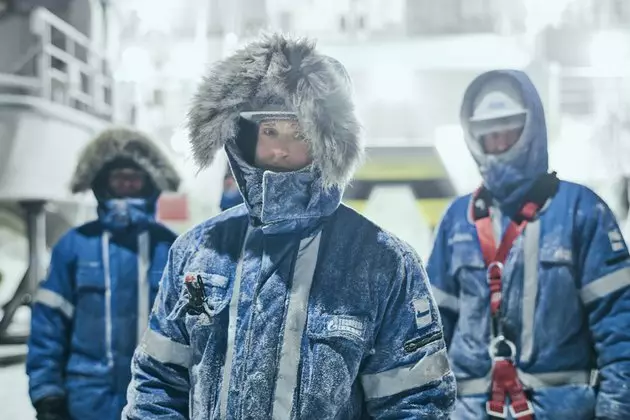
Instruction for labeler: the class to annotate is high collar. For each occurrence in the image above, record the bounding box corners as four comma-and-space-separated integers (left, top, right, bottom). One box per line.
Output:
96, 196, 157, 233
225, 142, 342, 235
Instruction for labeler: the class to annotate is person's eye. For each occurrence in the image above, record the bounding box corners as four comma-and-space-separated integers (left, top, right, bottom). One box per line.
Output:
263, 128, 277, 136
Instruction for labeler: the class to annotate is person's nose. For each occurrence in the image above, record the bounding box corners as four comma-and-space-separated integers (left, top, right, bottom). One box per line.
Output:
271, 144, 289, 160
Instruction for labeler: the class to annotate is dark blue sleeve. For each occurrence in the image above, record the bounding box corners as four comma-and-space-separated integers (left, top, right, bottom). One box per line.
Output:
360, 247, 456, 419
576, 190, 630, 419
426, 210, 459, 348
26, 232, 75, 403
123, 236, 191, 419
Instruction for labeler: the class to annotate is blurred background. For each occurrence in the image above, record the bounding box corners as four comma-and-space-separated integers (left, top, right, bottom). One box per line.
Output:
1, 0, 630, 416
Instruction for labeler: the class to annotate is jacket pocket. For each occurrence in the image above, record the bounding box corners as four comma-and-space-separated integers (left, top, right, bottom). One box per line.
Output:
449, 242, 488, 330
177, 272, 230, 420
76, 260, 106, 292
196, 272, 231, 314
448, 243, 494, 375
170, 273, 232, 361
539, 246, 574, 274
536, 246, 585, 347
449, 242, 486, 289
303, 314, 369, 413
73, 260, 107, 360
539, 245, 579, 304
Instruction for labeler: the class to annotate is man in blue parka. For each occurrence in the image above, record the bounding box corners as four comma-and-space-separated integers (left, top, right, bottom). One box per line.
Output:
427, 70, 630, 419
123, 33, 456, 419
26, 128, 181, 420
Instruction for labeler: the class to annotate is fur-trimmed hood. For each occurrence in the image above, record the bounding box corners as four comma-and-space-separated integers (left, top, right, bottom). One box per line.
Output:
71, 127, 181, 194
187, 33, 363, 189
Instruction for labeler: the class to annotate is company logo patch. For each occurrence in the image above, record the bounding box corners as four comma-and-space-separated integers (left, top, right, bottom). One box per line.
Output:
412, 298, 432, 330
448, 232, 474, 245
326, 315, 365, 340
553, 248, 572, 262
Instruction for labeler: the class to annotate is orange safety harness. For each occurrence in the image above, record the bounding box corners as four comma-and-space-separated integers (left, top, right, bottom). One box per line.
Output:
470, 173, 558, 419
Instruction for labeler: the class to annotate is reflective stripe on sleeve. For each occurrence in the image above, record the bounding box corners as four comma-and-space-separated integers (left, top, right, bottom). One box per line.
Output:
34, 288, 74, 318
361, 348, 451, 400
139, 328, 192, 369
581, 266, 630, 305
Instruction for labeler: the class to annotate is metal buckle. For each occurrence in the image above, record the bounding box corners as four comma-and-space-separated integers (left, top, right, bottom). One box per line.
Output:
509, 400, 534, 418
486, 401, 507, 418
487, 261, 504, 282
488, 335, 516, 362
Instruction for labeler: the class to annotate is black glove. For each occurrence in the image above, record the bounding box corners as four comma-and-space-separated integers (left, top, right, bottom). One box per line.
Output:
33, 396, 69, 420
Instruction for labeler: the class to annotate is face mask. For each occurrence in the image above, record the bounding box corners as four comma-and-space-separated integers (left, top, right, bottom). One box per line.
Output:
98, 198, 154, 230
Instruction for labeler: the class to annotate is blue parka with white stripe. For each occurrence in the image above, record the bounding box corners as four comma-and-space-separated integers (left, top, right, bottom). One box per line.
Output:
123, 34, 456, 419
26, 128, 180, 420
427, 70, 630, 419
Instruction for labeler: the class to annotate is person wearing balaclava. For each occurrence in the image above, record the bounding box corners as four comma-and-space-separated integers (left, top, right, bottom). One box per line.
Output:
427, 70, 630, 420
123, 33, 455, 419
26, 128, 181, 420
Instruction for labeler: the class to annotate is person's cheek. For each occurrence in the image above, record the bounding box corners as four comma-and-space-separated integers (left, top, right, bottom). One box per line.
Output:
297, 143, 312, 167
255, 136, 270, 165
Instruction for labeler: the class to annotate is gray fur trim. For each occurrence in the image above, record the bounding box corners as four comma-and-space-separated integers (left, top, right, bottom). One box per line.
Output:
70, 127, 181, 193
187, 32, 363, 189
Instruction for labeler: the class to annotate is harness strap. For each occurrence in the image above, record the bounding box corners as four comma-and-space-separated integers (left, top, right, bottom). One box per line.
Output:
471, 173, 559, 420
487, 360, 534, 419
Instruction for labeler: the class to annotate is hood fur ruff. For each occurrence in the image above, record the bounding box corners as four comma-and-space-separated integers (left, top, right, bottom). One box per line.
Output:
187, 32, 363, 189
70, 127, 181, 194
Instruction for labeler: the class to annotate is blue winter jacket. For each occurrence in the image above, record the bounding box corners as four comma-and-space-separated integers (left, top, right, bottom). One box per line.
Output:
26, 205, 176, 420
123, 148, 456, 419
428, 70, 630, 419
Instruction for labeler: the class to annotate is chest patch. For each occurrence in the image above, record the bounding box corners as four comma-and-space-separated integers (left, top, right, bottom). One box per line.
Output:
448, 232, 474, 245
412, 297, 432, 330
327, 316, 365, 340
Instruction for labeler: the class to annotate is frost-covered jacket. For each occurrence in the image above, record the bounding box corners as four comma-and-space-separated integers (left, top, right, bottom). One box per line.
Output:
27, 128, 180, 420
428, 70, 630, 419
123, 33, 455, 419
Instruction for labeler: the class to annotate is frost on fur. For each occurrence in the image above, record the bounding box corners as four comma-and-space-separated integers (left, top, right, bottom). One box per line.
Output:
187, 33, 363, 189
70, 127, 181, 194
